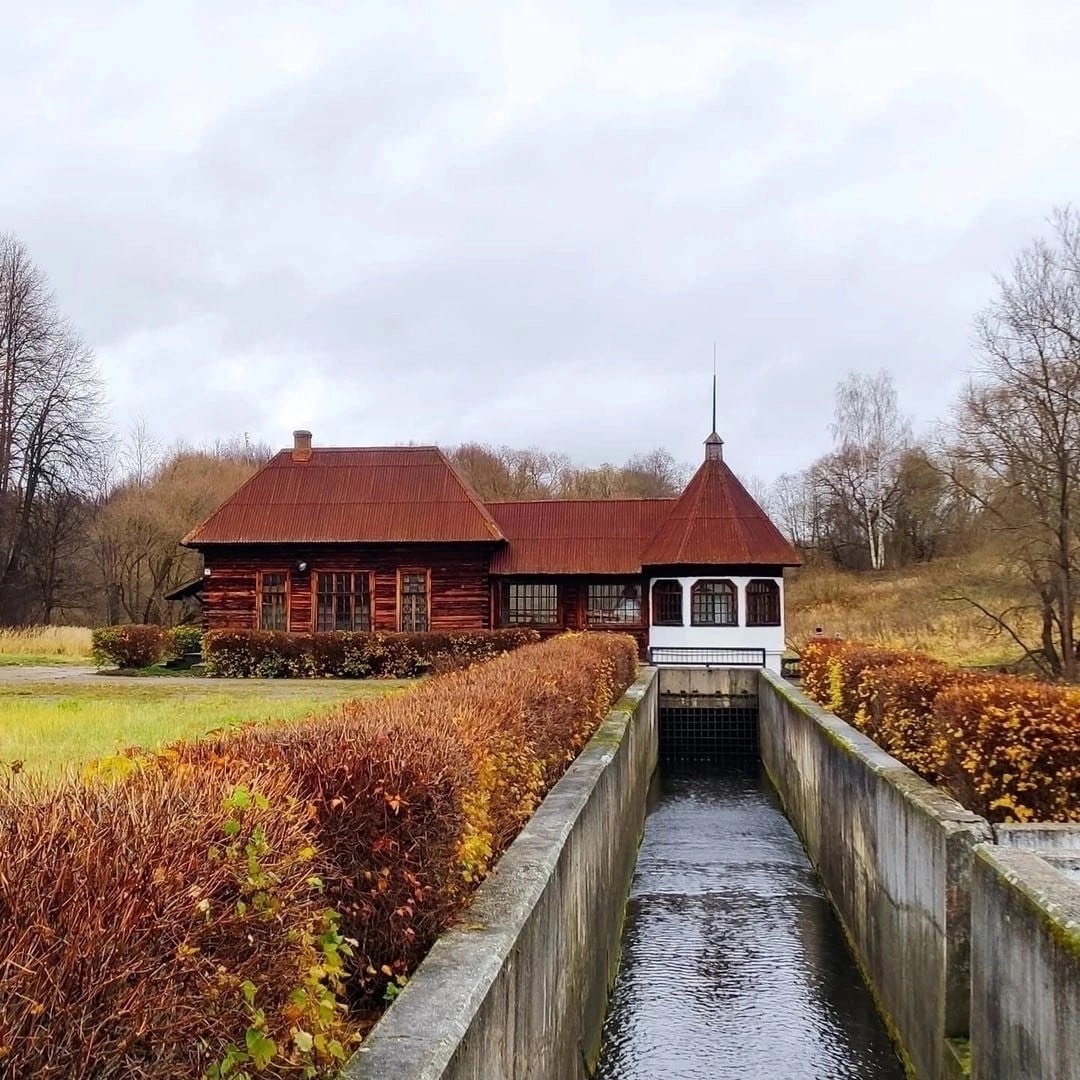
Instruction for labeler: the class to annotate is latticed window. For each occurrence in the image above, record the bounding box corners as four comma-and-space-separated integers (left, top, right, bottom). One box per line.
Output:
260, 572, 287, 631
746, 579, 781, 626
502, 582, 558, 625
587, 582, 642, 625
399, 571, 429, 632
316, 572, 371, 632
651, 579, 683, 626
690, 579, 737, 626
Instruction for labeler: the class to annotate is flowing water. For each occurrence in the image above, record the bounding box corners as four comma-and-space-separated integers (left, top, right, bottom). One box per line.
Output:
596, 764, 906, 1080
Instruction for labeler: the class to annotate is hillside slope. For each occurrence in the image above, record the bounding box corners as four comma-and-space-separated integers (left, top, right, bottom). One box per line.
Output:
785, 556, 1036, 667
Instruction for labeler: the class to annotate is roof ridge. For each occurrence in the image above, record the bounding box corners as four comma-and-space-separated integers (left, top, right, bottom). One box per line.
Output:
485, 496, 677, 506
288, 444, 440, 453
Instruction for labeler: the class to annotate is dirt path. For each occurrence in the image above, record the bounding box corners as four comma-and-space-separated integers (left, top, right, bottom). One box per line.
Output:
0, 667, 390, 696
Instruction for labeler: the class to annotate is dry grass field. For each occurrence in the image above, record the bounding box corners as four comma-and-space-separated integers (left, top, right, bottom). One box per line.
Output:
785, 555, 1038, 667
0, 625, 93, 665
0, 678, 410, 778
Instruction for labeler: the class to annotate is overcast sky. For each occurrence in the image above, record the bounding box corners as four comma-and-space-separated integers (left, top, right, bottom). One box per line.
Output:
6, 1, 1080, 483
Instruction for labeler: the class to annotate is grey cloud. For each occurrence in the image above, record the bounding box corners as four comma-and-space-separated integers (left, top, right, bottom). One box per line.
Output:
6, 1, 1080, 482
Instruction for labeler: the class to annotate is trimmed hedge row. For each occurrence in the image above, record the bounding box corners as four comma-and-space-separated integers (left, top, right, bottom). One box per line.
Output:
89, 627, 542, 677
0, 632, 638, 1077
91, 624, 200, 669
202, 628, 542, 678
801, 638, 1080, 823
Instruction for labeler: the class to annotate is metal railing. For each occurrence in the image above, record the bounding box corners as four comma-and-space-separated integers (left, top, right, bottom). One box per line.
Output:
646, 646, 766, 668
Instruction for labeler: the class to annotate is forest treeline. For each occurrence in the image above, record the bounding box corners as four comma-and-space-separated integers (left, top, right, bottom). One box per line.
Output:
5, 207, 1080, 676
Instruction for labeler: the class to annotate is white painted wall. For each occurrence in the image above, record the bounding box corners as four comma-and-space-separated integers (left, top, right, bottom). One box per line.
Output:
647, 574, 786, 672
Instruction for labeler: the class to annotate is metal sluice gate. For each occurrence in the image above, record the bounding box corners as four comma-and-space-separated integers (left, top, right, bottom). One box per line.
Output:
658, 691, 759, 762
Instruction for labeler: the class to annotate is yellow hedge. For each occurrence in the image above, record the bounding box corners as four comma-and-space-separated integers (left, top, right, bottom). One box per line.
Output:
800, 639, 1080, 823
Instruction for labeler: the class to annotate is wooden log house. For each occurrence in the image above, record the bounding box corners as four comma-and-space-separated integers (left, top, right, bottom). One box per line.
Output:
177, 429, 801, 670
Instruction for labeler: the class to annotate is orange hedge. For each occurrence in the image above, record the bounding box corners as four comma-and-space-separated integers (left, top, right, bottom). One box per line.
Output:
800, 638, 1080, 824
933, 677, 1080, 823
0, 632, 637, 1077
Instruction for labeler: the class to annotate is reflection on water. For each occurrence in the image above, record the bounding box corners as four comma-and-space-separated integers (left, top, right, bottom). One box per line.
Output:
596, 764, 905, 1080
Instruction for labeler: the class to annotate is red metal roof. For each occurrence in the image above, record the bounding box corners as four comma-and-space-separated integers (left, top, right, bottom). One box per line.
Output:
640, 457, 801, 567
183, 447, 505, 545
487, 500, 674, 574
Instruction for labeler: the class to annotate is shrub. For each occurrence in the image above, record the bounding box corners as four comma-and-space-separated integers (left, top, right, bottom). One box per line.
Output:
173, 631, 636, 1000
932, 677, 1080, 822
91, 624, 168, 669
0, 763, 355, 1077
800, 638, 931, 724
166, 624, 204, 659
203, 628, 540, 679
0, 632, 637, 1074
853, 662, 982, 781
801, 637, 1080, 824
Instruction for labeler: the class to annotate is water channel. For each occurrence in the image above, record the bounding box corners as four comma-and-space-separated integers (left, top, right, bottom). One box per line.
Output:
596, 762, 906, 1079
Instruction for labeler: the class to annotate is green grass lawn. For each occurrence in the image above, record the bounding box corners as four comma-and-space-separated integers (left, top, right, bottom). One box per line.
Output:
0, 653, 93, 667
0, 678, 411, 778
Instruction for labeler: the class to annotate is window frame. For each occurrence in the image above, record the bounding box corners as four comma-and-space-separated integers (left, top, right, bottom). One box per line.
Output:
650, 579, 683, 627
500, 581, 560, 627
257, 569, 290, 631
746, 578, 781, 627
398, 568, 431, 633
315, 570, 373, 633
690, 578, 738, 627
585, 581, 644, 627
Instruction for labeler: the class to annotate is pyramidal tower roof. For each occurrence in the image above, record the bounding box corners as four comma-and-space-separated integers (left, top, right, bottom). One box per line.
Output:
641, 432, 801, 567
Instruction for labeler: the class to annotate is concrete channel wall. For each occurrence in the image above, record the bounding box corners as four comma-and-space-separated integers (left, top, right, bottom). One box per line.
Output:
757, 670, 993, 1080
970, 847, 1080, 1080
342, 669, 658, 1080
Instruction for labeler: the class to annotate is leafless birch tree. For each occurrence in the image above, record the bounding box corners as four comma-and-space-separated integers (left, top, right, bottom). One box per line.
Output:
821, 370, 910, 570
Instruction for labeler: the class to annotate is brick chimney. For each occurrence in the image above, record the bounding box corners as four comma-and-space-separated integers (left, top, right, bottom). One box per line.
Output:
292, 430, 313, 462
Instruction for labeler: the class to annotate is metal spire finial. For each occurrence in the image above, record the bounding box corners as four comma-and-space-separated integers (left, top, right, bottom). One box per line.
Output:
712, 344, 717, 434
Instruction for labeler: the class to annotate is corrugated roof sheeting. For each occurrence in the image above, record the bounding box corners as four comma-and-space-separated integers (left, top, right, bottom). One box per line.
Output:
184, 440, 800, 570
487, 500, 673, 574
184, 447, 505, 545
640, 458, 801, 566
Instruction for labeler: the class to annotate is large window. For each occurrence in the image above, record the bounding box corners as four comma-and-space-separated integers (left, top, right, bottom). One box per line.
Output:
502, 582, 559, 626
587, 582, 642, 625
316, 572, 372, 632
746, 579, 781, 626
260, 572, 287, 631
690, 579, 737, 626
651, 580, 683, 626
399, 570, 429, 632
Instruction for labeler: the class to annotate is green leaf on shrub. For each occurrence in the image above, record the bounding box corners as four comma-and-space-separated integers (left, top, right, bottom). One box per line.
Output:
240, 979, 257, 1007
293, 1028, 314, 1053
245, 1028, 276, 1070
225, 787, 251, 810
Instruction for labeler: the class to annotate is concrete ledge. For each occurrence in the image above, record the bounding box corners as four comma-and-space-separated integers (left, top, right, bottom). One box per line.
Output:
758, 669, 993, 1080
341, 669, 659, 1080
971, 846, 1080, 1080
993, 823, 1080, 851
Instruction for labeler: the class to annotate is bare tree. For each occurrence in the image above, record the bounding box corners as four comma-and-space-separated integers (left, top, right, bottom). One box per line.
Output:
824, 370, 910, 570
447, 443, 688, 501
770, 468, 828, 553
0, 234, 104, 622
945, 207, 1080, 679
90, 435, 273, 625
